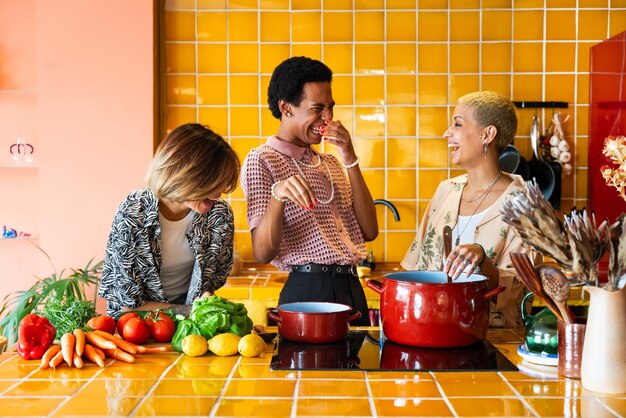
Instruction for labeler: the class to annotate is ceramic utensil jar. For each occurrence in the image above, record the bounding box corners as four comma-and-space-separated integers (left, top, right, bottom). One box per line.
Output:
580, 285, 626, 393
558, 319, 586, 379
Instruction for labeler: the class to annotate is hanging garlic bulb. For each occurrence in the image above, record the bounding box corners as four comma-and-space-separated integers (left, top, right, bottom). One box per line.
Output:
549, 112, 572, 175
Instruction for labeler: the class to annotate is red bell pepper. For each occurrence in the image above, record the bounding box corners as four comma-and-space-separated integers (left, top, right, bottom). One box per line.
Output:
17, 313, 57, 360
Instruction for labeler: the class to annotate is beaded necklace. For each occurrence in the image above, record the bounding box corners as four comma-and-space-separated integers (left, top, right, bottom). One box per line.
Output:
290, 150, 334, 204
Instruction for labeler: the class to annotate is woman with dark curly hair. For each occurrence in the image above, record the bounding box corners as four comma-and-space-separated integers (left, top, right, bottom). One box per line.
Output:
99, 123, 240, 317
241, 56, 378, 325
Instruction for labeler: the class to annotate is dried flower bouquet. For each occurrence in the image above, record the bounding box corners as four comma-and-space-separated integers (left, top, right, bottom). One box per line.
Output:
506, 189, 626, 295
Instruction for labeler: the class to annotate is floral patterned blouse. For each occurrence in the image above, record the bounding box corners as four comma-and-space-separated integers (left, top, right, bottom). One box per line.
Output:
401, 173, 539, 328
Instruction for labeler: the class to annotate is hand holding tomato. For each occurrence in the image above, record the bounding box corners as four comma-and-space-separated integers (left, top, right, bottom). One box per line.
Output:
145, 311, 176, 342
86, 315, 116, 335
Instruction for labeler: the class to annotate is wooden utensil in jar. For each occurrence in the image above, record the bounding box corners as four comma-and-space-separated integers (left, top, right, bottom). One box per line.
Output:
539, 266, 573, 323
510, 253, 564, 322
443, 225, 453, 283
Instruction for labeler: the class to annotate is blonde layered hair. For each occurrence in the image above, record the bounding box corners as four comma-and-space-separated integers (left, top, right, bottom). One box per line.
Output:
458, 91, 518, 155
147, 123, 240, 202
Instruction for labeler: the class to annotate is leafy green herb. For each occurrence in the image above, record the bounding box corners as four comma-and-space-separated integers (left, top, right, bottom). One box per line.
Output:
37, 299, 97, 336
0, 243, 102, 347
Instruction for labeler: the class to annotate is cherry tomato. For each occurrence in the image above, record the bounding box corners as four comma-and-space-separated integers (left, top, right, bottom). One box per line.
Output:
86, 315, 116, 335
122, 317, 151, 345
116, 312, 140, 336
145, 311, 176, 342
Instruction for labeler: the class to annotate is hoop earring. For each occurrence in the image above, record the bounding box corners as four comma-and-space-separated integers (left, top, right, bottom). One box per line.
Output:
483, 141, 488, 159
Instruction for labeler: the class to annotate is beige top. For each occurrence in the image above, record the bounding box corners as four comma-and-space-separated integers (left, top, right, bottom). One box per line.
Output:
401, 173, 539, 328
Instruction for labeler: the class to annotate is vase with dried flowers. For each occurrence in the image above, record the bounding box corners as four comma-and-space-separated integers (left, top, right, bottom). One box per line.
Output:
501, 139, 626, 392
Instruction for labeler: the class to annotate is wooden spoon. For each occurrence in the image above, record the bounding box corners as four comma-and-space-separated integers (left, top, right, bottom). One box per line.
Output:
510, 253, 564, 322
443, 225, 453, 283
539, 266, 573, 323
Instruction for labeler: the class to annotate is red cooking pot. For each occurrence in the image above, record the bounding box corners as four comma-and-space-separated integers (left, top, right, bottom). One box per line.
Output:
267, 302, 361, 343
367, 271, 505, 348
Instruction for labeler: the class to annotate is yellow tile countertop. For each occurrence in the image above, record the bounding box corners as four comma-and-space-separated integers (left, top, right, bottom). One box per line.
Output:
1, 328, 624, 417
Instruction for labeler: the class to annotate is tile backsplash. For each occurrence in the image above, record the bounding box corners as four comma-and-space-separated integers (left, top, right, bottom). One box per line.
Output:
163, 0, 625, 263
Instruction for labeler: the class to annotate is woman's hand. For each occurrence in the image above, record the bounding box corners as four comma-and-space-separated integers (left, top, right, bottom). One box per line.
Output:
443, 243, 486, 281
272, 175, 318, 210
321, 120, 358, 166
199, 291, 212, 299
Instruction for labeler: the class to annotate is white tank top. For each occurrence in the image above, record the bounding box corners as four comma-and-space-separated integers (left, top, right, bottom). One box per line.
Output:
158, 211, 195, 301
452, 206, 490, 246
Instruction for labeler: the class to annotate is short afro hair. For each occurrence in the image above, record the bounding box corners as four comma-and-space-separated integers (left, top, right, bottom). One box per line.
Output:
267, 56, 333, 119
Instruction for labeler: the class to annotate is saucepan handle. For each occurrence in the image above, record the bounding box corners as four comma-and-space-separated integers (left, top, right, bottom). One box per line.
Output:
266, 310, 281, 324
483, 285, 506, 300
366, 280, 383, 294
347, 312, 362, 322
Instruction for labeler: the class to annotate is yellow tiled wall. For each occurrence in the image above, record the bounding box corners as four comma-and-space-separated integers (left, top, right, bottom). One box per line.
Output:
163, 0, 626, 263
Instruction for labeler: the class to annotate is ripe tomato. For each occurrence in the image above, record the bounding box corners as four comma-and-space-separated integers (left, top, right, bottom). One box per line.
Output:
116, 312, 140, 336
145, 311, 176, 342
122, 317, 151, 345
86, 315, 116, 335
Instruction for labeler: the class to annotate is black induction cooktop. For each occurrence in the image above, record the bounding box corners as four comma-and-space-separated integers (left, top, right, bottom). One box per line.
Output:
270, 331, 518, 372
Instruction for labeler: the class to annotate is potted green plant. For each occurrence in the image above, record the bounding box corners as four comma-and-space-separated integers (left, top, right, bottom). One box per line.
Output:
0, 243, 102, 349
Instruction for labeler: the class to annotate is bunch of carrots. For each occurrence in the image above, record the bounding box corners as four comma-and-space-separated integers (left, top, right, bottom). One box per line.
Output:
39, 329, 171, 370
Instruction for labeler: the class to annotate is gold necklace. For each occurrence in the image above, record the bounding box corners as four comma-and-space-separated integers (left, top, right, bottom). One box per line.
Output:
461, 171, 502, 202
455, 171, 502, 246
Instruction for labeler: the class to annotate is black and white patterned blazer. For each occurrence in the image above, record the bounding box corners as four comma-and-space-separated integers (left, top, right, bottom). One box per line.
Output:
98, 189, 234, 317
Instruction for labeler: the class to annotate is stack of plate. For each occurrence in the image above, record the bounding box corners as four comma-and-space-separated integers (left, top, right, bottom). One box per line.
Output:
517, 343, 559, 379
517, 343, 557, 366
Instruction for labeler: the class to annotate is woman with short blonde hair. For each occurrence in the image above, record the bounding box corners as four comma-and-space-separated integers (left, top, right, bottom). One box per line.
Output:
100, 123, 240, 317
402, 91, 538, 328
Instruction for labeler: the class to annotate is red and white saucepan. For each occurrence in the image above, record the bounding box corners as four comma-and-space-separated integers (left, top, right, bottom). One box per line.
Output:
267, 302, 361, 344
367, 271, 505, 348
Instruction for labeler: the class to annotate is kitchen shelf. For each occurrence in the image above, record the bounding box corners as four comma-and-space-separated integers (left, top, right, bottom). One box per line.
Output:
0, 236, 39, 241
0, 89, 36, 95
0, 164, 38, 169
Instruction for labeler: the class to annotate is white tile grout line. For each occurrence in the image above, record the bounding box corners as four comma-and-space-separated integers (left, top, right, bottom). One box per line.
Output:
446, 3, 451, 182
364, 371, 379, 417
225, 0, 232, 150
497, 371, 541, 417
289, 370, 301, 418
208, 354, 242, 417
430, 371, 459, 418
256, 0, 262, 155
127, 352, 185, 416
43, 360, 108, 417
194, 0, 199, 124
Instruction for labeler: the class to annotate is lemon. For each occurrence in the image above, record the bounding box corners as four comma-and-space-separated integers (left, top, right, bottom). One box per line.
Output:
181, 334, 208, 357
238, 333, 265, 357
208, 333, 241, 356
